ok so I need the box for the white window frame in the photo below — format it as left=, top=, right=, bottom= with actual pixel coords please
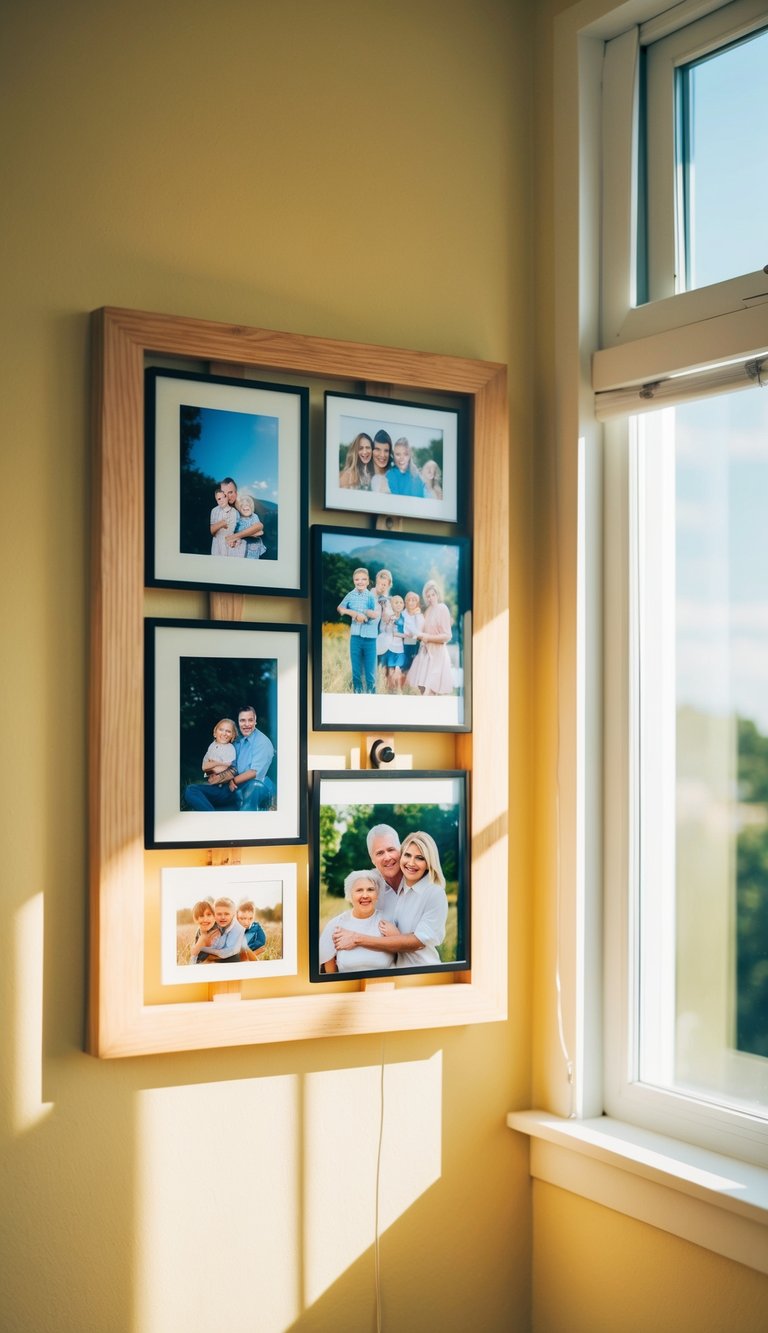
left=509, top=0, right=768, bottom=1274
left=601, top=0, right=768, bottom=348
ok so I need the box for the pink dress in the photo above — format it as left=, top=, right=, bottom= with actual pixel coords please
left=406, top=602, right=454, bottom=694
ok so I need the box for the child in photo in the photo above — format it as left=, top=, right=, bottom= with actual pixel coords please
left=382, top=593, right=406, bottom=692
left=373, top=568, right=394, bottom=677
left=201, top=718, right=237, bottom=786
left=388, top=437, right=427, bottom=498
left=420, top=458, right=443, bottom=501
left=188, top=899, right=217, bottom=965
left=406, top=578, right=455, bottom=696
left=402, top=590, right=425, bottom=680
left=209, top=486, right=237, bottom=556
left=337, top=566, right=380, bottom=694
left=225, top=491, right=265, bottom=559
left=235, top=492, right=266, bottom=559
left=191, top=897, right=245, bottom=964
left=237, top=899, right=267, bottom=958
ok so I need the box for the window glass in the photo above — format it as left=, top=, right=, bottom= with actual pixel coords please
left=679, top=26, right=768, bottom=290
left=635, top=386, right=768, bottom=1115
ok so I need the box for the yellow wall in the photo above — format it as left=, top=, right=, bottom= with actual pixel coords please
left=1, top=2, right=532, bottom=1331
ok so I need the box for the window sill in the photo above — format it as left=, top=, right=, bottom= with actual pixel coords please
left=507, top=1109, right=768, bottom=1275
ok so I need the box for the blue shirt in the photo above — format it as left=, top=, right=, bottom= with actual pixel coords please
left=339, top=588, right=379, bottom=637
left=197, top=917, right=245, bottom=960
left=244, top=920, right=267, bottom=951
left=235, top=727, right=275, bottom=780
left=387, top=469, right=426, bottom=498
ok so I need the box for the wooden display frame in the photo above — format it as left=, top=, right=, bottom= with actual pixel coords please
left=89, top=306, right=509, bottom=1057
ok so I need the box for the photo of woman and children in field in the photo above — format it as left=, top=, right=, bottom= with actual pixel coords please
left=314, top=528, right=470, bottom=730
left=312, top=777, right=468, bottom=982
left=324, top=392, right=460, bottom=524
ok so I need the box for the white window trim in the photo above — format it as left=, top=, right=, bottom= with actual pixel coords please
left=509, top=0, right=768, bottom=1273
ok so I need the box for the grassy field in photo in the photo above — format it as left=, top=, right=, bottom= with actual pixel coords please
left=321, top=621, right=459, bottom=696
left=176, top=918, right=283, bottom=965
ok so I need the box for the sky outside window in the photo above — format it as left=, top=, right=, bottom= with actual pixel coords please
left=682, top=26, right=768, bottom=289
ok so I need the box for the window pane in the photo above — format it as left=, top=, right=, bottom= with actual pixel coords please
left=680, top=27, right=768, bottom=290
left=635, top=387, right=768, bottom=1116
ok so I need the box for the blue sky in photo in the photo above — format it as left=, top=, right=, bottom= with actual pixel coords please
left=187, top=404, right=279, bottom=500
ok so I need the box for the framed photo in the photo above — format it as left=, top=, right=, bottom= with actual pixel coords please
left=312, top=524, right=471, bottom=731
left=145, top=367, right=309, bottom=596
left=160, top=864, right=298, bottom=984
left=145, top=618, right=307, bottom=848
left=310, top=771, right=470, bottom=983
left=324, top=390, right=462, bottom=523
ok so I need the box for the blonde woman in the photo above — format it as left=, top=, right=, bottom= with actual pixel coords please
left=405, top=579, right=454, bottom=695
left=339, top=432, right=374, bottom=490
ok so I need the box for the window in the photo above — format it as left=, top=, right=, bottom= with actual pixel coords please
left=598, top=1, right=768, bottom=1167
left=601, top=0, right=768, bottom=346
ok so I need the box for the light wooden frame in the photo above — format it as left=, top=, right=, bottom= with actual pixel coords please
left=89, top=306, right=509, bottom=1057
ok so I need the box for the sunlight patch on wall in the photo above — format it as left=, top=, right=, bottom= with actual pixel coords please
left=303, top=1050, right=442, bottom=1306
left=14, top=893, right=53, bottom=1132
left=135, top=1076, right=300, bottom=1333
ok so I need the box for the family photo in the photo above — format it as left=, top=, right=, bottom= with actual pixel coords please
left=146, top=369, right=308, bottom=596
left=161, top=864, right=298, bottom=984
left=311, top=773, right=469, bottom=982
left=145, top=620, right=307, bottom=848
left=324, top=390, right=461, bottom=523
left=312, top=526, right=471, bottom=730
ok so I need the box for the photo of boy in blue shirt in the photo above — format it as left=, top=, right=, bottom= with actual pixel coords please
left=336, top=567, right=380, bottom=694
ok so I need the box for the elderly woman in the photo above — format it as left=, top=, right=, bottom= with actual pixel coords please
left=318, top=869, right=396, bottom=974
left=332, top=830, right=449, bottom=971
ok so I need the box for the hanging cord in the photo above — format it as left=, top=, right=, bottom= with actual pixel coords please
left=552, top=426, right=576, bottom=1118
left=373, top=1034, right=385, bottom=1333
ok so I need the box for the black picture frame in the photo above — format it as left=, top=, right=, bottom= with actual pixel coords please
left=311, top=524, right=472, bottom=732
left=144, top=618, right=307, bottom=849
left=324, top=389, right=464, bottom=524
left=145, top=367, right=309, bottom=596
left=309, top=770, right=470, bottom=983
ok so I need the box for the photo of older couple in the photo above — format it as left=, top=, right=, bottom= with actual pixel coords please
left=312, top=775, right=469, bottom=982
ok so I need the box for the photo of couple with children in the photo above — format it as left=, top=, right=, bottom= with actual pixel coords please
left=316, top=804, right=465, bottom=979
left=319, top=532, right=465, bottom=702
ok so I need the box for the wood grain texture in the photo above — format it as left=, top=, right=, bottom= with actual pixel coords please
left=88, top=307, right=509, bottom=1056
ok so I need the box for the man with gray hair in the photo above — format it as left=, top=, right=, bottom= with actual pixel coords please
left=366, top=823, right=403, bottom=896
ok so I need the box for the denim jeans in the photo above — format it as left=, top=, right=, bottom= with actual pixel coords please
left=350, top=634, right=377, bottom=692
left=184, top=775, right=276, bottom=812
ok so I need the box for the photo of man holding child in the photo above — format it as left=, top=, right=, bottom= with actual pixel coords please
left=313, top=526, right=471, bottom=731
left=310, top=773, right=469, bottom=983
left=179, top=657, right=277, bottom=814
left=146, top=369, right=308, bottom=596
